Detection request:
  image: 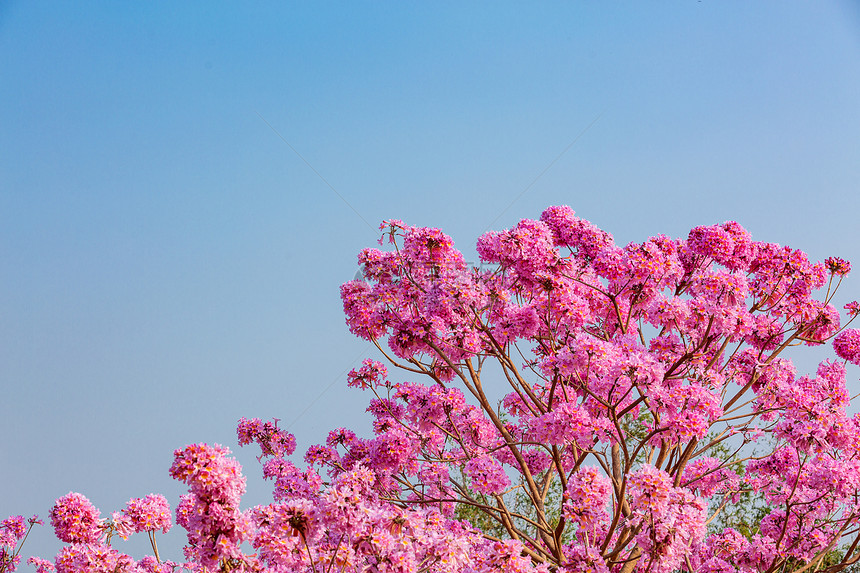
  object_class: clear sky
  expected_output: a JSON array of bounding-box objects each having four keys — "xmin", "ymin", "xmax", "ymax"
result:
[{"xmin": 2, "ymin": 0, "xmax": 860, "ymax": 562}]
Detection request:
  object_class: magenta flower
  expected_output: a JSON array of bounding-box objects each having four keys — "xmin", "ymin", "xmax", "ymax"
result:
[
  {"xmin": 169, "ymin": 443, "xmax": 252, "ymax": 570},
  {"xmin": 236, "ymin": 417, "xmax": 296, "ymax": 459},
  {"xmin": 119, "ymin": 494, "xmax": 171, "ymax": 535},
  {"xmin": 464, "ymin": 455, "xmax": 511, "ymax": 495},
  {"xmin": 834, "ymin": 328, "xmax": 860, "ymax": 365},
  {"xmin": 26, "ymin": 556, "xmax": 55, "ymax": 573},
  {"xmin": 0, "ymin": 515, "xmax": 26, "ymax": 549},
  {"xmin": 49, "ymin": 493, "xmax": 103, "ymax": 545},
  {"xmin": 826, "ymin": 256, "xmax": 852, "ymax": 275},
  {"xmin": 563, "ymin": 467, "xmax": 611, "ymax": 536}
]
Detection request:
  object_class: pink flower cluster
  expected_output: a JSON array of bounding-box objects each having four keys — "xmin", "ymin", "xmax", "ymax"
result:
[
  {"xmin": 628, "ymin": 466, "xmax": 708, "ymax": 573},
  {"xmin": 528, "ymin": 402, "xmax": 598, "ymax": 448},
  {"xmin": 54, "ymin": 543, "xmax": 140, "ymax": 573},
  {"xmin": 169, "ymin": 443, "xmax": 255, "ymax": 570},
  {"xmin": 346, "ymin": 359, "xmax": 388, "ymax": 389},
  {"xmin": 112, "ymin": 495, "xmax": 172, "ymax": 539},
  {"xmin": 28, "ymin": 493, "xmax": 184, "ymax": 573},
  {"xmin": 834, "ymin": 328, "xmax": 860, "ymax": 365},
  {"xmin": 562, "ymin": 467, "xmax": 611, "ymax": 539},
  {"xmin": 237, "ymin": 417, "xmax": 296, "ymax": 459},
  {"xmin": 0, "ymin": 516, "xmax": 27, "ymax": 551},
  {"xmin": 50, "ymin": 493, "xmax": 103, "ymax": 544},
  {"xmin": 1, "ymin": 515, "xmax": 40, "ymax": 572},
  {"xmin": 464, "ymin": 455, "xmax": 511, "ymax": 495},
  {"xmin": 681, "ymin": 457, "xmax": 740, "ymax": 498},
  {"xmin": 26, "ymin": 556, "xmax": 54, "ymax": 573},
  {"xmin": 825, "ymin": 256, "xmax": 852, "ymax": 275}
]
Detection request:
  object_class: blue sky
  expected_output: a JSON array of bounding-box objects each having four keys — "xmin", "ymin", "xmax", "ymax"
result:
[{"xmin": 2, "ymin": 1, "xmax": 860, "ymax": 562}]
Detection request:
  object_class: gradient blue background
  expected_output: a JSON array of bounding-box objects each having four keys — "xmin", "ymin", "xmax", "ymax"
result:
[{"xmin": 2, "ymin": 1, "xmax": 860, "ymax": 562}]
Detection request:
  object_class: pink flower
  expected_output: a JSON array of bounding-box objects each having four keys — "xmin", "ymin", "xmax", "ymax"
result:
[
  {"xmin": 109, "ymin": 512, "xmax": 134, "ymax": 541},
  {"xmin": 539, "ymin": 205, "xmax": 614, "ymax": 259},
  {"xmin": 346, "ymin": 359, "xmax": 388, "ymax": 389},
  {"xmin": 368, "ymin": 427, "xmax": 416, "ymax": 474},
  {"xmin": 136, "ymin": 555, "xmax": 178, "ymax": 572},
  {"xmin": 50, "ymin": 493, "xmax": 103, "ymax": 544},
  {"xmin": 687, "ymin": 225, "xmax": 736, "ymax": 265},
  {"xmin": 628, "ymin": 465, "xmax": 673, "ymax": 513},
  {"xmin": 0, "ymin": 515, "xmax": 26, "ymax": 548},
  {"xmin": 464, "ymin": 455, "xmax": 511, "ymax": 495},
  {"xmin": 169, "ymin": 444, "xmax": 252, "ymax": 570},
  {"xmin": 561, "ymin": 544, "xmax": 610, "ymax": 573},
  {"xmin": 804, "ymin": 302, "xmax": 841, "ymax": 344},
  {"xmin": 681, "ymin": 458, "xmax": 740, "ymax": 497},
  {"xmin": 489, "ymin": 303, "xmax": 539, "ymax": 343},
  {"xmin": 27, "ymin": 556, "xmax": 55, "ymax": 573},
  {"xmin": 169, "ymin": 443, "xmax": 246, "ymax": 503},
  {"xmin": 745, "ymin": 314, "xmax": 786, "ymax": 351},
  {"xmin": 119, "ymin": 494, "xmax": 172, "ymax": 535},
  {"xmin": 628, "ymin": 466, "xmax": 707, "ymax": 573},
  {"xmin": 834, "ymin": 328, "xmax": 860, "ymax": 365},
  {"xmin": 825, "ymin": 256, "xmax": 852, "ymax": 275},
  {"xmin": 651, "ymin": 382, "xmax": 723, "ymax": 441},
  {"xmin": 54, "ymin": 542, "xmax": 136, "ymax": 573},
  {"xmin": 237, "ymin": 417, "xmax": 296, "ymax": 459},
  {"xmin": 562, "ymin": 467, "xmax": 611, "ymax": 536},
  {"xmin": 529, "ymin": 402, "xmax": 597, "ymax": 448}
]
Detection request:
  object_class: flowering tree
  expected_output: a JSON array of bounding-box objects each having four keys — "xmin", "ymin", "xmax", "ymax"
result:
[
  {"xmin": 334, "ymin": 206, "xmax": 860, "ymax": 573},
  {"xmin": 5, "ymin": 205, "xmax": 860, "ymax": 573}
]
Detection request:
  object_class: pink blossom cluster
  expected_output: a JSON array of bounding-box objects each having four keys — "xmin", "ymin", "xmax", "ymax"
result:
[
  {"xmin": 346, "ymin": 358, "xmax": 388, "ymax": 389},
  {"xmin": 0, "ymin": 516, "xmax": 27, "ymax": 551},
  {"xmin": 528, "ymin": 402, "xmax": 598, "ymax": 448},
  {"xmin": 237, "ymin": 417, "xmax": 296, "ymax": 459},
  {"xmin": 834, "ymin": 328, "xmax": 860, "ymax": 365},
  {"xmin": 54, "ymin": 542, "xmax": 144, "ymax": 573},
  {"xmin": 826, "ymin": 256, "xmax": 852, "ymax": 275},
  {"xmin": 50, "ymin": 493, "xmax": 103, "ymax": 545},
  {"xmin": 464, "ymin": 455, "xmax": 511, "ymax": 495},
  {"xmin": 1, "ymin": 515, "xmax": 39, "ymax": 572},
  {"xmin": 112, "ymin": 495, "xmax": 172, "ymax": 539},
  {"xmin": 627, "ymin": 466, "xmax": 708, "ymax": 573},
  {"xmin": 237, "ymin": 424, "xmax": 549, "ymax": 573},
  {"xmin": 29, "ymin": 493, "xmax": 186, "ymax": 573},
  {"xmin": 169, "ymin": 443, "xmax": 256, "ymax": 571},
  {"xmin": 680, "ymin": 457, "xmax": 739, "ymax": 498},
  {"xmin": 562, "ymin": 467, "xmax": 611, "ymax": 539},
  {"xmin": 25, "ymin": 557, "xmax": 54, "ymax": 573}
]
